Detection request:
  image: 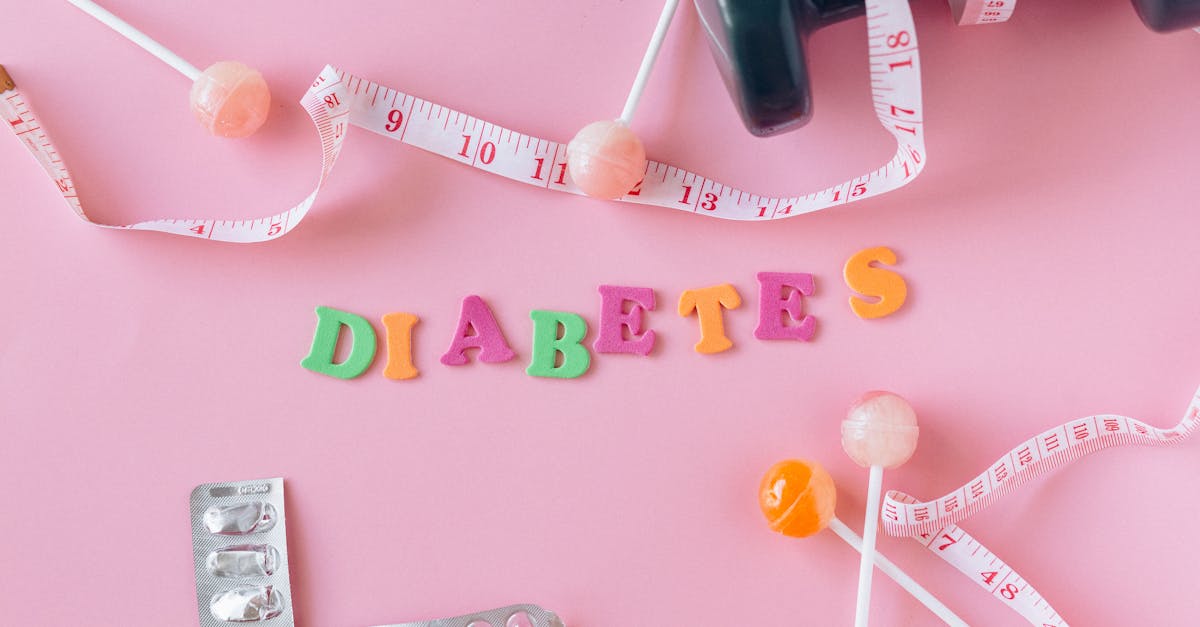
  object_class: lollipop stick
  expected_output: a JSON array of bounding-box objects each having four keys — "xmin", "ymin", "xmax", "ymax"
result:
[
  {"xmin": 854, "ymin": 465, "xmax": 884, "ymax": 626},
  {"xmin": 828, "ymin": 518, "xmax": 967, "ymax": 627},
  {"xmin": 66, "ymin": 0, "xmax": 201, "ymax": 80},
  {"xmin": 619, "ymin": 0, "xmax": 681, "ymax": 124}
]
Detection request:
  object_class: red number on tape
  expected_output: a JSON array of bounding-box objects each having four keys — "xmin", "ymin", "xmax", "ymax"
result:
[
  {"xmin": 479, "ymin": 141, "xmax": 496, "ymax": 165},
  {"xmin": 385, "ymin": 109, "xmax": 404, "ymax": 132},
  {"xmin": 937, "ymin": 534, "xmax": 958, "ymax": 551},
  {"xmin": 886, "ymin": 31, "xmax": 911, "ymax": 48}
]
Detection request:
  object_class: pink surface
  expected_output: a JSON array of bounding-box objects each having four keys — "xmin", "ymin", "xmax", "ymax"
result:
[{"xmin": 2, "ymin": 1, "xmax": 1199, "ymax": 625}]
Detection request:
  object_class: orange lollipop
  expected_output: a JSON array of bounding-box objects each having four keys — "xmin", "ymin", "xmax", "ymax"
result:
[
  {"xmin": 759, "ymin": 459, "xmax": 837, "ymax": 538},
  {"xmin": 758, "ymin": 459, "xmax": 966, "ymax": 626}
]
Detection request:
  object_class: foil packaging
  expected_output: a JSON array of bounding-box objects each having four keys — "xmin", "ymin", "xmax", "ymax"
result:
[
  {"xmin": 371, "ymin": 604, "xmax": 565, "ymax": 627},
  {"xmin": 191, "ymin": 478, "xmax": 294, "ymax": 625}
]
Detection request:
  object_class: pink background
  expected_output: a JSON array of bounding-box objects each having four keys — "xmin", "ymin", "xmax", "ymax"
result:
[{"xmin": 3, "ymin": 1, "xmax": 1199, "ymax": 625}]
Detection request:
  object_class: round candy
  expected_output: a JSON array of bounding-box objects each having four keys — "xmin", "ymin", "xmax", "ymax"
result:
[
  {"xmin": 566, "ymin": 120, "xmax": 646, "ymax": 199},
  {"xmin": 841, "ymin": 391, "xmax": 919, "ymax": 469},
  {"xmin": 758, "ymin": 459, "xmax": 836, "ymax": 538},
  {"xmin": 189, "ymin": 61, "xmax": 271, "ymax": 138}
]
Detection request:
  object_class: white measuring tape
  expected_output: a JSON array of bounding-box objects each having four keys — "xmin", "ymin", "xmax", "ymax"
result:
[
  {"xmin": 1, "ymin": 0, "xmax": 1028, "ymax": 241},
  {"xmin": 949, "ymin": 0, "xmax": 1018, "ymax": 25},
  {"xmin": 352, "ymin": 0, "xmax": 925, "ymax": 222},
  {"xmin": 883, "ymin": 387, "xmax": 1200, "ymax": 626},
  {"xmin": 2, "ymin": 0, "xmax": 940, "ymax": 242},
  {"xmin": 1, "ymin": 65, "xmax": 339, "ymax": 242}
]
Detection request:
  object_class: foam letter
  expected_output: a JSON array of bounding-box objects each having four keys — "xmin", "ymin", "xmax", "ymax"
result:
[
  {"xmin": 301, "ymin": 306, "xmax": 378, "ymax": 379},
  {"xmin": 843, "ymin": 246, "xmax": 907, "ymax": 319},
  {"xmin": 381, "ymin": 312, "xmax": 420, "ymax": 380},
  {"xmin": 440, "ymin": 295, "xmax": 516, "ymax": 366},
  {"xmin": 678, "ymin": 284, "xmax": 742, "ymax": 354},
  {"xmin": 526, "ymin": 310, "xmax": 591, "ymax": 379},
  {"xmin": 593, "ymin": 285, "xmax": 656, "ymax": 356},
  {"xmin": 754, "ymin": 272, "xmax": 816, "ymax": 341}
]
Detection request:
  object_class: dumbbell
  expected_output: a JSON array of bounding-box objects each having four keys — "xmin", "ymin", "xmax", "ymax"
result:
[
  {"xmin": 694, "ymin": 0, "xmax": 865, "ymax": 137},
  {"xmin": 1131, "ymin": 0, "xmax": 1200, "ymax": 31},
  {"xmin": 697, "ymin": 0, "xmax": 1200, "ymax": 137}
]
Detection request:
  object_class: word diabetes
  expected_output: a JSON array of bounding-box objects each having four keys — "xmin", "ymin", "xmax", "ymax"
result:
[{"xmin": 302, "ymin": 247, "xmax": 907, "ymax": 381}]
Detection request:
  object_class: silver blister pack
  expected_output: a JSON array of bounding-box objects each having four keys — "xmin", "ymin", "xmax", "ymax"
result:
[
  {"xmin": 191, "ymin": 478, "xmax": 294, "ymax": 625},
  {"xmin": 370, "ymin": 604, "xmax": 565, "ymax": 627}
]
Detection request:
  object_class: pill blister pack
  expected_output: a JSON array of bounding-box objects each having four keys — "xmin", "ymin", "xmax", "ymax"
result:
[
  {"xmin": 190, "ymin": 478, "xmax": 294, "ymax": 625},
  {"xmin": 370, "ymin": 604, "xmax": 565, "ymax": 627}
]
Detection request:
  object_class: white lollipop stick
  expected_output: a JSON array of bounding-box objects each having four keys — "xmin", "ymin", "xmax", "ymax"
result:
[
  {"xmin": 760, "ymin": 458, "xmax": 951, "ymax": 625},
  {"xmin": 65, "ymin": 0, "xmax": 200, "ymax": 80},
  {"xmin": 566, "ymin": 0, "xmax": 681, "ymax": 199},
  {"xmin": 619, "ymin": 0, "xmax": 681, "ymax": 124},
  {"xmin": 855, "ymin": 465, "xmax": 885, "ymax": 627},
  {"xmin": 842, "ymin": 392, "xmax": 921, "ymax": 627},
  {"xmin": 828, "ymin": 518, "xmax": 966, "ymax": 627},
  {"xmin": 64, "ymin": 0, "xmax": 271, "ymax": 138}
]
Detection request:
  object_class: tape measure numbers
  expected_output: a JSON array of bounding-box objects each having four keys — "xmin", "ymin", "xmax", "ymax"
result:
[
  {"xmin": 4, "ymin": 0, "xmax": 931, "ymax": 242},
  {"xmin": 351, "ymin": 0, "xmax": 924, "ymax": 221},
  {"xmin": 885, "ymin": 389, "xmax": 1200, "ymax": 626},
  {"xmin": 949, "ymin": 0, "xmax": 1018, "ymax": 25},
  {"xmin": 3, "ymin": 0, "xmax": 1026, "ymax": 239},
  {"xmin": 2, "ymin": 66, "xmax": 346, "ymax": 242}
]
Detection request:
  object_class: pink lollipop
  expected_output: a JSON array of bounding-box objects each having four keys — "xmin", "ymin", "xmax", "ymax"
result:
[
  {"xmin": 567, "ymin": 0, "xmax": 681, "ymax": 199},
  {"xmin": 842, "ymin": 391, "xmax": 919, "ymax": 627},
  {"xmin": 188, "ymin": 62, "xmax": 270, "ymax": 138},
  {"xmin": 566, "ymin": 121, "xmax": 645, "ymax": 199},
  {"xmin": 68, "ymin": 0, "xmax": 270, "ymax": 138}
]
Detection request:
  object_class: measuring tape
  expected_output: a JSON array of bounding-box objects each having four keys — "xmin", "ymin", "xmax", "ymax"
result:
[
  {"xmin": 880, "ymin": 387, "xmax": 1200, "ymax": 626},
  {"xmin": 949, "ymin": 0, "xmax": 1018, "ymax": 25},
  {"xmin": 0, "ymin": 62, "xmax": 341, "ymax": 242},
  {"xmin": 352, "ymin": 0, "xmax": 926, "ymax": 222},
  {"xmin": 1, "ymin": 0, "xmax": 1030, "ymax": 241},
  {"xmin": 2, "ymin": 0, "xmax": 938, "ymax": 242}
]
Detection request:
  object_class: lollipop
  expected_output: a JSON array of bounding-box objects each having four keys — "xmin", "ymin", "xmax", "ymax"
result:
[
  {"xmin": 759, "ymin": 459, "xmax": 963, "ymax": 626},
  {"xmin": 566, "ymin": 0, "xmax": 681, "ymax": 199},
  {"xmin": 842, "ymin": 392, "xmax": 920, "ymax": 627},
  {"xmin": 67, "ymin": 0, "xmax": 270, "ymax": 138}
]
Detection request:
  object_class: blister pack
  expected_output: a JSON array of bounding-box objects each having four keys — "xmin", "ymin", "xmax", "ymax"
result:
[
  {"xmin": 190, "ymin": 478, "xmax": 295, "ymax": 625},
  {"xmin": 371, "ymin": 604, "xmax": 565, "ymax": 627}
]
